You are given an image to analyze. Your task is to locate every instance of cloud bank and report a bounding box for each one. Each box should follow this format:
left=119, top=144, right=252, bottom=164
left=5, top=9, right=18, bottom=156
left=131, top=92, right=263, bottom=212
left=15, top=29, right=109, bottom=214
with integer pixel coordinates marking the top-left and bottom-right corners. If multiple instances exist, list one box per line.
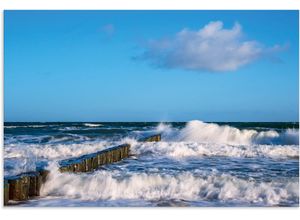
left=138, top=21, right=285, bottom=72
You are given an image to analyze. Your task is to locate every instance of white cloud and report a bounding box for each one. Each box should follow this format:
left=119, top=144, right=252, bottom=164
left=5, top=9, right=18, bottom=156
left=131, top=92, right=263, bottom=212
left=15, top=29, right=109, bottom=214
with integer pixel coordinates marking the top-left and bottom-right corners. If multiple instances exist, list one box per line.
left=139, top=21, right=285, bottom=72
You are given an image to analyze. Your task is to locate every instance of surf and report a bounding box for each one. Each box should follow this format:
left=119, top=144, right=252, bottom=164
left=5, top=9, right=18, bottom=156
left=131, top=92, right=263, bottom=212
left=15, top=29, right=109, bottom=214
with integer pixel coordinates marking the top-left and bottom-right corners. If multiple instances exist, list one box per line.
left=40, top=163, right=299, bottom=206
left=157, top=120, right=299, bottom=145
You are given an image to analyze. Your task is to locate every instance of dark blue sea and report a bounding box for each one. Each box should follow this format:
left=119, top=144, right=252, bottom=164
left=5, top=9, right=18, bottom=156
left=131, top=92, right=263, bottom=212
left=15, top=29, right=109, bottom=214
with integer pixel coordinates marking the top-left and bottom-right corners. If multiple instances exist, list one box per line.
left=4, top=120, right=299, bottom=207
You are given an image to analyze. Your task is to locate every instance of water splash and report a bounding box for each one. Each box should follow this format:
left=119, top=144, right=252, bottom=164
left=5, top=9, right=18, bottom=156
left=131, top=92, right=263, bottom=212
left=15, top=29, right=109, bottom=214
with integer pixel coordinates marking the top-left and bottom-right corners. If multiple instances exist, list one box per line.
left=40, top=163, right=299, bottom=206
left=158, top=120, right=299, bottom=145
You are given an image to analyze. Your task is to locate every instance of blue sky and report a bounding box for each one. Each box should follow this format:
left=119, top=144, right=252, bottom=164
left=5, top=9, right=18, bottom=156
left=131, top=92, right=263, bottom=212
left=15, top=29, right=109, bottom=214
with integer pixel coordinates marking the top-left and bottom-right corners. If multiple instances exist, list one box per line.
left=4, top=10, right=299, bottom=122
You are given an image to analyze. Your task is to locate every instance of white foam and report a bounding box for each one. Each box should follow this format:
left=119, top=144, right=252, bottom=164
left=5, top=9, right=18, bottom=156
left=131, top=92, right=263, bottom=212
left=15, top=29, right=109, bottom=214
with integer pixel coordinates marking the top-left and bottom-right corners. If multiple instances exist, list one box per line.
left=41, top=164, right=299, bottom=206
left=158, top=120, right=299, bottom=145
left=84, top=123, right=103, bottom=127
left=5, top=125, right=48, bottom=128
left=4, top=126, right=19, bottom=128
left=131, top=141, right=299, bottom=159
left=4, top=141, right=113, bottom=161
left=4, top=156, right=37, bottom=176
left=4, top=140, right=118, bottom=177
left=58, top=126, right=80, bottom=131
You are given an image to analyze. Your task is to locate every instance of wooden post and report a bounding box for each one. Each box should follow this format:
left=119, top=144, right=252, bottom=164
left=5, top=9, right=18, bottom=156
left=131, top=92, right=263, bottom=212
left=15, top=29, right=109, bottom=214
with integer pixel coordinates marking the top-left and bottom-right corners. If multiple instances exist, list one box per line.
left=8, top=175, right=30, bottom=201
left=4, top=180, right=9, bottom=206
left=28, top=172, right=38, bottom=197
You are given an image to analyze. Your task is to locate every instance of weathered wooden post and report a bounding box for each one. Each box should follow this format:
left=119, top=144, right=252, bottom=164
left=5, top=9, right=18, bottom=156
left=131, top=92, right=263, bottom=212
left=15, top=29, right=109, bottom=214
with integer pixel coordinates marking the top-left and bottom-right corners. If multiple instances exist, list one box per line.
left=4, top=180, right=9, bottom=206
left=36, top=174, right=43, bottom=196
left=139, top=134, right=161, bottom=142
left=8, top=175, right=30, bottom=201
left=92, top=156, right=98, bottom=170
left=85, top=158, right=93, bottom=172
left=28, top=172, right=38, bottom=197
left=39, top=170, right=50, bottom=183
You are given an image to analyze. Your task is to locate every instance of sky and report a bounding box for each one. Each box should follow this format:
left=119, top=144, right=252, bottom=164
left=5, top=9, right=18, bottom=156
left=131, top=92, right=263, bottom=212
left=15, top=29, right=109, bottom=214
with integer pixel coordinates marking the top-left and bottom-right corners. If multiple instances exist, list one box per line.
left=4, top=10, right=299, bottom=122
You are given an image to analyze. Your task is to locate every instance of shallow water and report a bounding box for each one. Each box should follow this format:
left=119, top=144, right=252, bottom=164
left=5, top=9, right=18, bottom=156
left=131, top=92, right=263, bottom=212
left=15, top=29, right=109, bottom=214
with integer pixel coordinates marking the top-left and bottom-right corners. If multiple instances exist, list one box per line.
left=4, top=120, right=299, bottom=207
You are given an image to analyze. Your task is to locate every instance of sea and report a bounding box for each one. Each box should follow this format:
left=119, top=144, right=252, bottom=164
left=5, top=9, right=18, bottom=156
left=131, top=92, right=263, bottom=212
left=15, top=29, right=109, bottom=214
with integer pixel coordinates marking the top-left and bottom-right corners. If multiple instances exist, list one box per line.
left=3, top=120, right=299, bottom=207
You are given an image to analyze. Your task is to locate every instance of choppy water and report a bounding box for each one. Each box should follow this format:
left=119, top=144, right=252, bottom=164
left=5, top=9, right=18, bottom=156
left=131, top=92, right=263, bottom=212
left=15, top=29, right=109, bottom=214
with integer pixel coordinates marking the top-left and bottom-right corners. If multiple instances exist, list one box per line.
left=4, top=120, right=299, bottom=207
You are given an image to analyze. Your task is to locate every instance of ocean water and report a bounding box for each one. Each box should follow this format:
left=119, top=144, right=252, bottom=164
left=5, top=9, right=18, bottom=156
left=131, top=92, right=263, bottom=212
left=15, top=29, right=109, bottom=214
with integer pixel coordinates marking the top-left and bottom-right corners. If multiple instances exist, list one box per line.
left=4, top=120, right=299, bottom=207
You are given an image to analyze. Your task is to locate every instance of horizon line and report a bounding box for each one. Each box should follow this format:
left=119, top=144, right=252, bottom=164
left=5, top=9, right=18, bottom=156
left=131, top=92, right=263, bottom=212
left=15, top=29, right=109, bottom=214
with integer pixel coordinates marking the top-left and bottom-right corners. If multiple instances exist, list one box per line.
left=3, top=121, right=299, bottom=123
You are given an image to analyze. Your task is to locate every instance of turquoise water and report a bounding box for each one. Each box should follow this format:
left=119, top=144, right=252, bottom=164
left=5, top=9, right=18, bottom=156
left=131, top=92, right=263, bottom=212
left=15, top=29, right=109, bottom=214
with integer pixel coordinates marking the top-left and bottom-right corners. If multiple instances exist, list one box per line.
left=4, top=121, right=299, bottom=207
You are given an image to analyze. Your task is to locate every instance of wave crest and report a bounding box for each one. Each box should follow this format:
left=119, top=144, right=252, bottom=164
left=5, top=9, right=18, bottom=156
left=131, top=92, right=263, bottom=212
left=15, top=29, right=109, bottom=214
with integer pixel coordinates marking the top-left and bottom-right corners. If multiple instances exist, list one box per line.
left=84, top=123, right=103, bottom=127
left=41, top=165, right=299, bottom=206
left=132, top=142, right=299, bottom=159
left=158, top=120, right=299, bottom=145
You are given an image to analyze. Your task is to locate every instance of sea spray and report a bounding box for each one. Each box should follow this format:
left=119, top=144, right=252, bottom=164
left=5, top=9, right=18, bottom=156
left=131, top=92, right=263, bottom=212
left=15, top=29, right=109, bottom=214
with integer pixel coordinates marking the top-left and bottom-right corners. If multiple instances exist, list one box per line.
left=5, top=141, right=113, bottom=161
left=4, top=121, right=299, bottom=206
left=40, top=163, right=298, bottom=206
left=157, top=120, right=299, bottom=145
left=131, top=141, right=299, bottom=159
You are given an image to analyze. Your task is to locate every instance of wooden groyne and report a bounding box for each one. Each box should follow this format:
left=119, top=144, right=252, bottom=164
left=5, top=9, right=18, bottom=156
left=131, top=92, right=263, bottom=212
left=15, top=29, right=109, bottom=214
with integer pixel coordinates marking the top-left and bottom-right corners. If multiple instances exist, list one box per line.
left=4, top=144, right=130, bottom=205
left=4, top=170, right=49, bottom=205
left=139, top=134, right=161, bottom=142
left=4, top=134, right=161, bottom=206
left=59, top=144, right=130, bottom=173
left=58, top=133, right=161, bottom=173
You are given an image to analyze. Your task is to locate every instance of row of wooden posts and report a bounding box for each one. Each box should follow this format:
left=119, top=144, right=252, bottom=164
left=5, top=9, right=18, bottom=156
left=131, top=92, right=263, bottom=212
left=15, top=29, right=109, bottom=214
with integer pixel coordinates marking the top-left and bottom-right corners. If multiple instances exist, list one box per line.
left=59, top=144, right=131, bottom=173
left=3, top=134, right=161, bottom=206
left=4, top=170, right=49, bottom=204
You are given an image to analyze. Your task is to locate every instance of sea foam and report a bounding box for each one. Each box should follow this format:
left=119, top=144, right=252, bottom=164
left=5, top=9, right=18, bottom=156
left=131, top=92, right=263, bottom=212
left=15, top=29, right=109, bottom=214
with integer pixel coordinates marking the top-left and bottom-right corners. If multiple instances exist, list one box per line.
left=131, top=141, right=299, bottom=159
left=157, top=120, right=299, bottom=145
left=40, top=163, right=299, bottom=206
left=84, top=123, right=103, bottom=127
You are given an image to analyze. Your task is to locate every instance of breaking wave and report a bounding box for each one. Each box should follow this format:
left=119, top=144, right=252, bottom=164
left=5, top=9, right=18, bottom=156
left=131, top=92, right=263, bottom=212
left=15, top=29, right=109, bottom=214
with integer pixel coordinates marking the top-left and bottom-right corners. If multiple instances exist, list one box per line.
left=4, top=121, right=299, bottom=207
left=84, top=123, right=103, bottom=127
left=4, top=140, right=116, bottom=177
left=4, top=155, right=37, bottom=177
left=131, top=141, right=299, bottom=159
left=4, top=141, right=113, bottom=161
left=41, top=164, right=299, bottom=206
left=157, top=120, right=299, bottom=145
